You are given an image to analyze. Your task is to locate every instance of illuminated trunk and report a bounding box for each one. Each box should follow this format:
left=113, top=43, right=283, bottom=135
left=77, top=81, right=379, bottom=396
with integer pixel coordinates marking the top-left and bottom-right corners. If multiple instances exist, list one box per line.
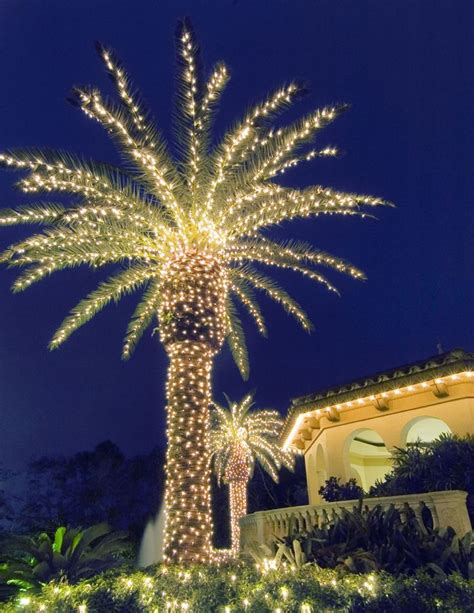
left=163, top=341, right=214, bottom=563
left=228, top=478, right=248, bottom=553
left=225, top=446, right=251, bottom=553
left=159, top=251, right=227, bottom=564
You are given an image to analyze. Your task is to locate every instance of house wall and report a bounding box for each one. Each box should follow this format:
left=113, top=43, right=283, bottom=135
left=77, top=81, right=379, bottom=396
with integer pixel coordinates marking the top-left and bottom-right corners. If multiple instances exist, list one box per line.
left=349, top=453, right=393, bottom=491
left=303, top=382, right=474, bottom=504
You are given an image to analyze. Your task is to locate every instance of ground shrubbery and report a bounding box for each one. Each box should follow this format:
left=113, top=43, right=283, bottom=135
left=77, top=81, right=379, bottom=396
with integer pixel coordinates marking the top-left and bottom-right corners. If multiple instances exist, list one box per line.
left=268, top=502, right=474, bottom=578
left=2, top=563, right=473, bottom=613
left=0, top=523, right=128, bottom=594
left=2, top=502, right=473, bottom=612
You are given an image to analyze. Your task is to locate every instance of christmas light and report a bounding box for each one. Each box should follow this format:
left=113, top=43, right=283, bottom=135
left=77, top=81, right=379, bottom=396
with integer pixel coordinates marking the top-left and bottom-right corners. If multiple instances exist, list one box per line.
left=283, top=371, right=473, bottom=450
left=0, top=19, right=384, bottom=563
left=211, top=393, right=294, bottom=552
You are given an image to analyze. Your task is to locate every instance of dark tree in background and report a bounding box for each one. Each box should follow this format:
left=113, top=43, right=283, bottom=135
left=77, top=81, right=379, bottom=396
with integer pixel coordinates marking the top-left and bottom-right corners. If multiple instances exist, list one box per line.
left=1, top=442, right=306, bottom=550
left=248, top=456, right=307, bottom=514
left=16, top=441, right=164, bottom=542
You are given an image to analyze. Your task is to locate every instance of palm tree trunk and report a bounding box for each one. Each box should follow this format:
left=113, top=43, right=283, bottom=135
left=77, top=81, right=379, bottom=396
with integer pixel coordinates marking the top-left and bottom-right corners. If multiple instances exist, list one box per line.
left=163, top=340, right=215, bottom=564
left=159, top=252, right=228, bottom=564
left=229, top=478, right=248, bottom=553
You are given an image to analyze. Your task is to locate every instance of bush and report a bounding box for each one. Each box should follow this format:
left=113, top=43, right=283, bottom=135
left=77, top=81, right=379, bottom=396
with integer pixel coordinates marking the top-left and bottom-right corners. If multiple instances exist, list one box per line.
left=369, top=434, right=474, bottom=521
left=1, top=563, right=473, bottom=612
left=0, top=523, right=128, bottom=598
left=269, top=501, right=474, bottom=578
left=319, top=477, right=365, bottom=502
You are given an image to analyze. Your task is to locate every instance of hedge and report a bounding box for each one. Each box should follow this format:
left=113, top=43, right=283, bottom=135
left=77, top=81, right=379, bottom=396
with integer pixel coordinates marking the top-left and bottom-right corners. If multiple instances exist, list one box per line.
left=4, top=562, right=474, bottom=613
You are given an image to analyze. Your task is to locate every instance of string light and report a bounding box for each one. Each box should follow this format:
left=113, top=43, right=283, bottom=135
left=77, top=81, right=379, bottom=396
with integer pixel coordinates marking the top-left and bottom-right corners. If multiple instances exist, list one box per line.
left=0, top=20, right=384, bottom=563
left=211, top=393, right=294, bottom=552
left=284, top=370, right=473, bottom=450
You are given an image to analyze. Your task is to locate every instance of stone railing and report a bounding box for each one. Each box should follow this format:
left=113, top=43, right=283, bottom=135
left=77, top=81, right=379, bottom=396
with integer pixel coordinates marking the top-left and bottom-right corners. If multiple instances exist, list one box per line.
left=240, top=490, right=472, bottom=550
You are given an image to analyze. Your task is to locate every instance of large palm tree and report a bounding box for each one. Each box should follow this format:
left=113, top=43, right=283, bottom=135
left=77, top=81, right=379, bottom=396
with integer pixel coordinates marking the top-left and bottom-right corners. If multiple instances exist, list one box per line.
left=211, top=393, right=294, bottom=553
left=0, top=20, right=385, bottom=563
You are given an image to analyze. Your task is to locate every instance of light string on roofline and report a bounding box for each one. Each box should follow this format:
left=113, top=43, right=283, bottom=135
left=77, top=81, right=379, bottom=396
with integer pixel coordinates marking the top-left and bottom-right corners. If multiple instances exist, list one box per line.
left=284, top=370, right=474, bottom=450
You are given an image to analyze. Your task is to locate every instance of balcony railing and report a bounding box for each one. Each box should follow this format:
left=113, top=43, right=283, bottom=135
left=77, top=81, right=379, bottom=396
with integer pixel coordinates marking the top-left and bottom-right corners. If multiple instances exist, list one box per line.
left=240, top=490, right=472, bottom=550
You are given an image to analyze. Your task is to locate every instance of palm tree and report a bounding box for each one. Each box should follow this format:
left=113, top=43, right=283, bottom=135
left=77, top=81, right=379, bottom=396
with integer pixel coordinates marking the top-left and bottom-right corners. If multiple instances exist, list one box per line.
left=0, top=20, right=386, bottom=563
left=211, top=393, right=294, bottom=552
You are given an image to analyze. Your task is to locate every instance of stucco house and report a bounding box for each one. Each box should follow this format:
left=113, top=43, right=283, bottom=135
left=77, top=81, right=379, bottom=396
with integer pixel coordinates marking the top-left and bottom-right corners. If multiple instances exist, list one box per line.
left=240, top=348, right=474, bottom=548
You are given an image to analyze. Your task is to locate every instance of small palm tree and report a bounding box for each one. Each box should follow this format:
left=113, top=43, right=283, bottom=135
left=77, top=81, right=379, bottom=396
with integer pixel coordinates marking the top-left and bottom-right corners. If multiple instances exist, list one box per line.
left=0, top=20, right=385, bottom=563
left=211, top=393, right=294, bottom=552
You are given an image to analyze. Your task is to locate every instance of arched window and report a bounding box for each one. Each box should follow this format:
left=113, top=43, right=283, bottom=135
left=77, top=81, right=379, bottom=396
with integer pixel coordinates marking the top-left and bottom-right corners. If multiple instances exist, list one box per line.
left=403, top=416, right=451, bottom=446
left=346, top=428, right=392, bottom=491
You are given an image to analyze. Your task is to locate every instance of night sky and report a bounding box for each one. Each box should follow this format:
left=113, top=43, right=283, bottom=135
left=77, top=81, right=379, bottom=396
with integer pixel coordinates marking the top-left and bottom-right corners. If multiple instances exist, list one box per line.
left=0, top=0, right=472, bottom=469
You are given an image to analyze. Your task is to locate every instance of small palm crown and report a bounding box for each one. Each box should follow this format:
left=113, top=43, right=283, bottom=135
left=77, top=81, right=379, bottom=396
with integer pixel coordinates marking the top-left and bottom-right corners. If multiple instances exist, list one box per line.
left=0, top=19, right=386, bottom=376
left=211, top=393, right=295, bottom=484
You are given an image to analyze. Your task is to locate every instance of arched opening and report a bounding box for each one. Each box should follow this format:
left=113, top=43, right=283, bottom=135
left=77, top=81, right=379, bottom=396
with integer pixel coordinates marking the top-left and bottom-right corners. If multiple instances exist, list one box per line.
left=315, top=444, right=328, bottom=494
left=347, top=429, right=392, bottom=491
left=404, top=417, right=451, bottom=446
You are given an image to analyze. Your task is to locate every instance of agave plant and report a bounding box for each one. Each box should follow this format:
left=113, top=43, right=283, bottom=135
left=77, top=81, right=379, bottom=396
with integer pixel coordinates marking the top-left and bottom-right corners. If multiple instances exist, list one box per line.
left=0, top=523, right=127, bottom=593
left=211, top=393, right=294, bottom=552
left=0, top=19, right=386, bottom=563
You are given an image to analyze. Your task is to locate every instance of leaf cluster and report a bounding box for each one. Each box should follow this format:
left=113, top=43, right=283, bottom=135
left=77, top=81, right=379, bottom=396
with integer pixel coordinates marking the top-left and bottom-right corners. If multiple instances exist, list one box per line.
left=369, top=433, right=474, bottom=521
left=0, top=523, right=128, bottom=601
left=271, top=502, right=474, bottom=578
left=319, top=477, right=365, bottom=503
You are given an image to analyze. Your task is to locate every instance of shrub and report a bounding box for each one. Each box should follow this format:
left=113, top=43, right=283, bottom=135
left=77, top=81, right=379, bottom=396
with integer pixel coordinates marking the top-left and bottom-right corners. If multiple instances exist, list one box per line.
left=369, top=434, right=474, bottom=521
left=1, top=563, right=473, bottom=612
left=0, top=523, right=128, bottom=597
left=270, top=502, right=474, bottom=578
left=319, top=477, right=365, bottom=502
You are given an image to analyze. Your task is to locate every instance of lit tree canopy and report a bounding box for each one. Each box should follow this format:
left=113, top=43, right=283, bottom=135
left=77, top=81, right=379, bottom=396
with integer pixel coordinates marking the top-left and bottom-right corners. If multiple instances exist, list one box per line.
left=211, top=393, right=294, bottom=485
left=0, top=20, right=385, bottom=379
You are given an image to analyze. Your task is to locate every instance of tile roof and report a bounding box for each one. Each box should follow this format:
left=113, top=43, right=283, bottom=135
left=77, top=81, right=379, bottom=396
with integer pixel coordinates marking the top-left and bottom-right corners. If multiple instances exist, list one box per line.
left=281, top=348, right=474, bottom=443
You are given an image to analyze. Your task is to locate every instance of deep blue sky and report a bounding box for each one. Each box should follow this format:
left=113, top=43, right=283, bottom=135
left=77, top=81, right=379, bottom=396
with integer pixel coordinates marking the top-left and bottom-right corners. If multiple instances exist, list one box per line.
left=0, top=0, right=472, bottom=468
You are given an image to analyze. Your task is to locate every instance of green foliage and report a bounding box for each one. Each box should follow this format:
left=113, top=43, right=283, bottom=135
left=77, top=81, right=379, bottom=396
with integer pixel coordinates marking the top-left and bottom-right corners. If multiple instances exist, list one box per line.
left=0, top=523, right=128, bottom=595
left=319, top=477, right=365, bottom=502
left=274, top=502, right=474, bottom=578
left=1, top=562, right=473, bottom=612
left=369, top=434, right=474, bottom=520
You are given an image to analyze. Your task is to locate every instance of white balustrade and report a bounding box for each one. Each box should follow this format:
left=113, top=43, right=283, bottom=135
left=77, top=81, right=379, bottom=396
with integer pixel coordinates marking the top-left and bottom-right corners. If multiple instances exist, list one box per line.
left=239, top=490, right=472, bottom=550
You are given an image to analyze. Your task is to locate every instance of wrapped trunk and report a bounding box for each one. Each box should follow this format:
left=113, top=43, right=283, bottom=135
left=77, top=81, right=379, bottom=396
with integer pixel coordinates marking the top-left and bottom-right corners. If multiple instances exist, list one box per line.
left=225, top=444, right=251, bottom=553
left=229, top=478, right=248, bottom=552
left=160, top=251, right=227, bottom=563
left=163, top=340, right=214, bottom=563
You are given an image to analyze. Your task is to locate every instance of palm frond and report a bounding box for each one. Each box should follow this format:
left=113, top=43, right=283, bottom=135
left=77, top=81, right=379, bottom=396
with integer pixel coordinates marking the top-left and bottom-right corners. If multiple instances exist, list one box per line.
left=122, top=278, right=161, bottom=359
left=230, top=278, right=267, bottom=336
left=50, top=265, right=153, bottom=349
left=225, top=296, right=249, bottom=380
left=231, top=265, right=313, bottom=332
